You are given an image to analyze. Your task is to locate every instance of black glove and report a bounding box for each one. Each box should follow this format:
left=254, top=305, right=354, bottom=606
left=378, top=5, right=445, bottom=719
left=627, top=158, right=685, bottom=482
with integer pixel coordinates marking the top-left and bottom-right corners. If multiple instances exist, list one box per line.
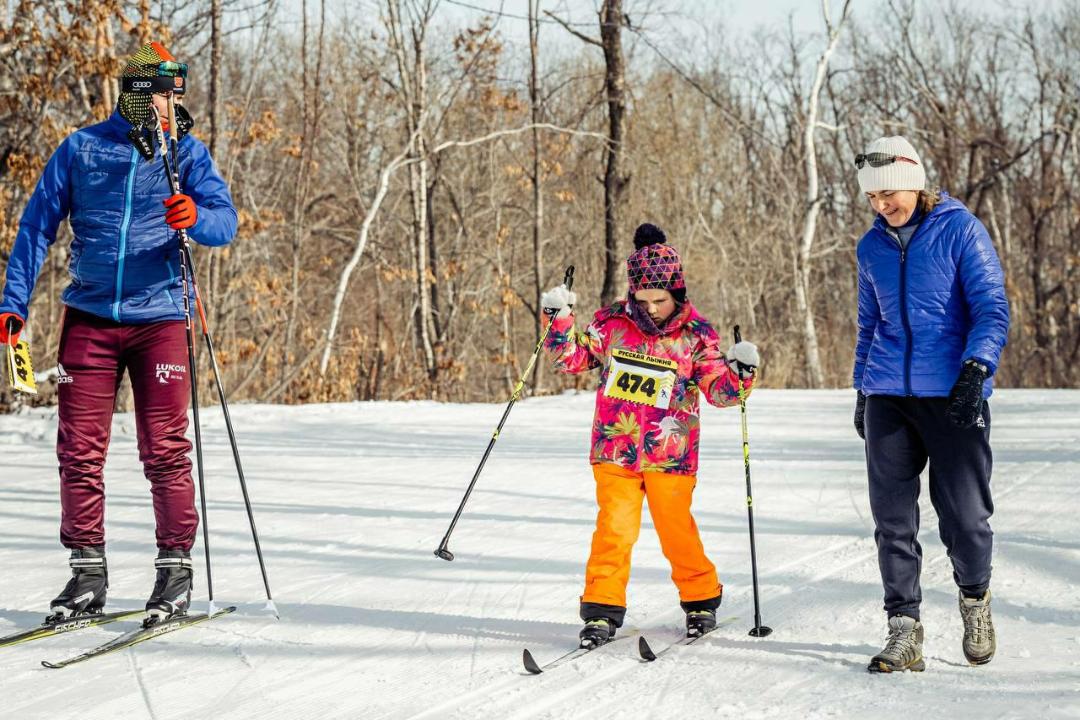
left=854, top=390, right=867, bottom=439
left=947, top=360, right=989, bottom=428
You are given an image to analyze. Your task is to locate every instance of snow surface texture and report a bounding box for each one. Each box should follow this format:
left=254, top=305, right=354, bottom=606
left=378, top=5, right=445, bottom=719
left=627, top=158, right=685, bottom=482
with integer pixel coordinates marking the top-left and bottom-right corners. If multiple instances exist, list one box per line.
left=1, top=390, right=1078, bottom=720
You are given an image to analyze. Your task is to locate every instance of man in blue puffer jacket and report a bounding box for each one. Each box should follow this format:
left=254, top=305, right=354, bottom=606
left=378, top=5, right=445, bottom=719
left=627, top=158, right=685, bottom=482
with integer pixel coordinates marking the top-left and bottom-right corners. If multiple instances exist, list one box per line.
left=0, top=42, right=236, bottom=624
left=851, top=136, right=1009, bottom=674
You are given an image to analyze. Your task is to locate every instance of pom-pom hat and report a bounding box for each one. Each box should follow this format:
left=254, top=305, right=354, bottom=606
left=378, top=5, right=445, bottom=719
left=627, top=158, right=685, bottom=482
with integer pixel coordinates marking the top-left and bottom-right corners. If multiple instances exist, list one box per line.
left=627, top=223, right=685, bottom=293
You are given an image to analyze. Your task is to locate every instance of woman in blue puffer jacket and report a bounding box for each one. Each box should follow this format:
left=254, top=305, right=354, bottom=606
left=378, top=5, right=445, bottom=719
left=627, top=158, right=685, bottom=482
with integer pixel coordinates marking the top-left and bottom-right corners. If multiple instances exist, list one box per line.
left=852, top=136, right=1009, bottom=674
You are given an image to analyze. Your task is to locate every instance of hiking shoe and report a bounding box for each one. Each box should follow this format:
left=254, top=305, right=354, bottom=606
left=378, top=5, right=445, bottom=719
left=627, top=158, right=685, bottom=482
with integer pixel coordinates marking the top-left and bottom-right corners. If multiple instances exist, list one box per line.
left=959, top=590, right=996, bottom=665
left=868, top=615, right=925, bottom=673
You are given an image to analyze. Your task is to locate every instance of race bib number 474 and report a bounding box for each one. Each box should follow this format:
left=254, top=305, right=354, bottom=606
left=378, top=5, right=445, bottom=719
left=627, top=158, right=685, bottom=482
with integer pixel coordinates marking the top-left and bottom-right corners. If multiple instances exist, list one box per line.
left=603, top=349, right=677, bottom=409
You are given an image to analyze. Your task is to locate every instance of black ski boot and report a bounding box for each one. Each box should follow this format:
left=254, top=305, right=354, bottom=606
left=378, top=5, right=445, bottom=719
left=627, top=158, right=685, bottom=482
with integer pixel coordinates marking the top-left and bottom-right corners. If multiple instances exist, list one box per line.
left=686, top=609, right=717, bottom=638
left=48, top=547, right=108, bottom=621
left=578, top=617, right=616, bottom=648
left=145, top=549, right=193, bottom=625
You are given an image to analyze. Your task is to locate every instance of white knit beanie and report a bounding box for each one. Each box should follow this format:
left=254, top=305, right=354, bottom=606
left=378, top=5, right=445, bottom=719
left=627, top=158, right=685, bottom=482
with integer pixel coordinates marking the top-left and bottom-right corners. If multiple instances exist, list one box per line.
left=856, top=136, right=926, bottom=193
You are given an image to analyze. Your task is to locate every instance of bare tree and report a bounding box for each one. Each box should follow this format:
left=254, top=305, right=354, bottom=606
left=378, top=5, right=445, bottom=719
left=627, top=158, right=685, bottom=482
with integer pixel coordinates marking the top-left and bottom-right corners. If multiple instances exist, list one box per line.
left=4, top=0, right=1079, bottom=412
left=794, top=0, right=852, bottom=388
left=387, top=0, right=438, bottom=382
left=208, top=0, right=222, bottom=155
left=547, top=1, right=630, bottom=306
left=528, top=0, right=546, bottom=392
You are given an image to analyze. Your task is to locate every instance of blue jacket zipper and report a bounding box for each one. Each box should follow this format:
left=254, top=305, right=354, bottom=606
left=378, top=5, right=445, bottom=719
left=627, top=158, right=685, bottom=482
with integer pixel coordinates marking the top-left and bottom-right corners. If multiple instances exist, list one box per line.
left=898, top=243, right=912, bottom=395
left=887, top=216, right=929, bottom=397
left=112, top=146, right=139, bottom=322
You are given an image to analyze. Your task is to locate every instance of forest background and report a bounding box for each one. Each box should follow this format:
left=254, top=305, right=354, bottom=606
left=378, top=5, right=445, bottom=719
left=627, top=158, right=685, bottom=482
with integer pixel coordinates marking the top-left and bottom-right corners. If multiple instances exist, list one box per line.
left=1, top=0, right=1077, bottom=410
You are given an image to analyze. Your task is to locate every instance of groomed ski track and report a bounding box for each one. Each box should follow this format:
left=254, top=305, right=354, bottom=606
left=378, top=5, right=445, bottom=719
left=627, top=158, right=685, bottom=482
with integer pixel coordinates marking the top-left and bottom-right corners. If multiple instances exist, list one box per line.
left=1, top=390, right=1078, bottom=719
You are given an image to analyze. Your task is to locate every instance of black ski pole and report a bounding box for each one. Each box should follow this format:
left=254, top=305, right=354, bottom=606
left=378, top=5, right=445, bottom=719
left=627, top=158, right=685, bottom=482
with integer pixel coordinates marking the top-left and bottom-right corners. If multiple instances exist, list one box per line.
left=160, top=99, right=278, bottom=616
left=733, top=325, right=772, bottom=637
left=434, top=265, right=574, bottom=561
left=182, top=248, right=277, bottom=616
left=151, top=106, right=215, bottom=614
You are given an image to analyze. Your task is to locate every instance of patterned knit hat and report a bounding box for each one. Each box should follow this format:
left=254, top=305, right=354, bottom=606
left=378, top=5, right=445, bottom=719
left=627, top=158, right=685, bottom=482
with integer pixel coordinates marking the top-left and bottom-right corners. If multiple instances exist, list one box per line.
left=118, top=42, right=184, bottom=127
left=626, top=223, right=685, bottom=293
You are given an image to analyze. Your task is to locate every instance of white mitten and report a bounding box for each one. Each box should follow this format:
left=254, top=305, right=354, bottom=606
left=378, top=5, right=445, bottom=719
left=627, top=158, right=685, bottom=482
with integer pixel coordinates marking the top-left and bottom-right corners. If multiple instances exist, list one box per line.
left=540, top=284, right=576, bottom=319
left=726, top=340, right=760, bottom=378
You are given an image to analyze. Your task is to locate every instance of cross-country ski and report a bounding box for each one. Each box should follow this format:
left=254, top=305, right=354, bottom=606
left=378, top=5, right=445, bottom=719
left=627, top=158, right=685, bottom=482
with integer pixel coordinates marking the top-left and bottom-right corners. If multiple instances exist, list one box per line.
left=0, top=610, right=143, bottom=650
left=41, top=607, right=237, bottom=669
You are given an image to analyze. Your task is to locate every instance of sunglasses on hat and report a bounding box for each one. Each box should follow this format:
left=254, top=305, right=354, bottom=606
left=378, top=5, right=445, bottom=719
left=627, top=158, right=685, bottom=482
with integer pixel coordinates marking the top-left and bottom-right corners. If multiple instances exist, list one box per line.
left=854, top=152, right=918, bottom=169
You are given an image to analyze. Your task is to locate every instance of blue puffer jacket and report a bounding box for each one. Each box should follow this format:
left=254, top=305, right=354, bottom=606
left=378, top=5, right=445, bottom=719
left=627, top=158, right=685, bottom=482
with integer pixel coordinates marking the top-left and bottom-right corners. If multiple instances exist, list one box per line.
left=854, top=193, right=1009, bottom=398
left=0, top=110, right=236, bottom=324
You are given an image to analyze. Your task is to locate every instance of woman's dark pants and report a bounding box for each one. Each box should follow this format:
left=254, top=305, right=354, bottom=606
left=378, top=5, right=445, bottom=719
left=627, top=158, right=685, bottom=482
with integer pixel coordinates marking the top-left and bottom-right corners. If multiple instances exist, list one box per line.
left=864, top=395, right=994, bottom=620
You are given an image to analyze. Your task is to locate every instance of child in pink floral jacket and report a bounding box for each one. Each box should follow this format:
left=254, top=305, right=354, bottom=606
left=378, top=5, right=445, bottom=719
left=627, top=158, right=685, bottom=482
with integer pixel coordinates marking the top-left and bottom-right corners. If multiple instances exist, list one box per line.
left=541, top=223, right=760, bottom=647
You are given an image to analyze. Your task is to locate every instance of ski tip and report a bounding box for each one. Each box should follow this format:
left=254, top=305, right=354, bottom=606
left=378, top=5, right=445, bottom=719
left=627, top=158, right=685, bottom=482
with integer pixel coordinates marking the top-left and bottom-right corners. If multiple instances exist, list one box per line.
left=638, top=636, right=657, bottom=661
left=522, top=648, right=543, bottom=675
left=41, top=660, right=63, bottom=670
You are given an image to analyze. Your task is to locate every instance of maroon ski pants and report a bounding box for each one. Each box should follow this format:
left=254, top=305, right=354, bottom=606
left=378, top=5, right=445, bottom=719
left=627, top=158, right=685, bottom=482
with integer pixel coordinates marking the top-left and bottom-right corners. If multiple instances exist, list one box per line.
left=57, top=307, right=198, bottom=551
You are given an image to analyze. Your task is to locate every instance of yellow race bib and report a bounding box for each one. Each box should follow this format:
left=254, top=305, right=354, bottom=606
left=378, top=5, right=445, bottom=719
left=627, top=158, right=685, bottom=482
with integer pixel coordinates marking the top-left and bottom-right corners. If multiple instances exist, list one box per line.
left=603, top=349, right=677, bottom=409
left=6, top=339, right=37, bottom=395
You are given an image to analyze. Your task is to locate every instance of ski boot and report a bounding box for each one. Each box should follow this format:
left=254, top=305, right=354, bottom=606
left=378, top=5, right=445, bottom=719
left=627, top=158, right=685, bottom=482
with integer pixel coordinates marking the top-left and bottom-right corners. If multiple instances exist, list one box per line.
left=959, top=590, right=996, bottom=665
left=144, top=549, right=193, bottom=626
left=686, top=609, right=717, bottom=638
left=868, top=615, right=925, bottom=673
left=48, top=547, right=108, bottom=622
left=578, top=617, right=616, bottom=648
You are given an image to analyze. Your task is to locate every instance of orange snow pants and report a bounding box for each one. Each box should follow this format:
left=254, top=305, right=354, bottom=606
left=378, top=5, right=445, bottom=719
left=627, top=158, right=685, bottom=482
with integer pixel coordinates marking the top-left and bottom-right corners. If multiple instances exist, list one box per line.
left=581, top=463, right=721, bottom=610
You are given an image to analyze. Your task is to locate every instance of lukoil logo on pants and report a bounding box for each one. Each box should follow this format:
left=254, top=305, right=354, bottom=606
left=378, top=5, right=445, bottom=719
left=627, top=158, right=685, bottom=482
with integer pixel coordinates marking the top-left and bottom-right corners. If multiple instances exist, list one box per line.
left=155, top=363, right=187, bottom=384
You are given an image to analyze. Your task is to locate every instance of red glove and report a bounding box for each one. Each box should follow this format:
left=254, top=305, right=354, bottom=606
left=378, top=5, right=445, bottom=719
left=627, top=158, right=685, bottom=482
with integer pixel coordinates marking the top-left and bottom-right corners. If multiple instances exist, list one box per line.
left=163, top=193, right=198, bottom=230
left=0, top=312, right=25, bottom=347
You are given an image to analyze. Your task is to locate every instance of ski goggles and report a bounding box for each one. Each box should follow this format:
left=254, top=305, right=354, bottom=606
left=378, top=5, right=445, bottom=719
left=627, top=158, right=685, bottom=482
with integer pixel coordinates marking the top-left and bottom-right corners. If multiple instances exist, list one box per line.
left=120, top=62, right=188, bottom=95
left=854, top=152, right=918, bottom=169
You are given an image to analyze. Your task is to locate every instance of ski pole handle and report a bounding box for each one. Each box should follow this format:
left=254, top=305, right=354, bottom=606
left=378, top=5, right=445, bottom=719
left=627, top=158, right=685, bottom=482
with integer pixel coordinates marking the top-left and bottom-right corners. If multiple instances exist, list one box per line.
left=732, top=324, right=752, bottom=391
left=543, top=265, right=576, bottom=321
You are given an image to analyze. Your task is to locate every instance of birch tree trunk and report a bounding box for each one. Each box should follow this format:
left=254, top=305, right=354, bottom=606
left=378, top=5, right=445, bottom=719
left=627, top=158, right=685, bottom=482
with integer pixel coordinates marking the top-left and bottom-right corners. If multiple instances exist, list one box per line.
left=795, top=0, right=851, bottom=388
left=387, top=0, right=437, bottom=382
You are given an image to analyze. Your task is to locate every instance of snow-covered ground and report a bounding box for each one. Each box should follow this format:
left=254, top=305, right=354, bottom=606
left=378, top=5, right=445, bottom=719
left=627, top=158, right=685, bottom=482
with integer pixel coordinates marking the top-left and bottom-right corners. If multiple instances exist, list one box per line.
left=1, top=389, right=1078, bottom=719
